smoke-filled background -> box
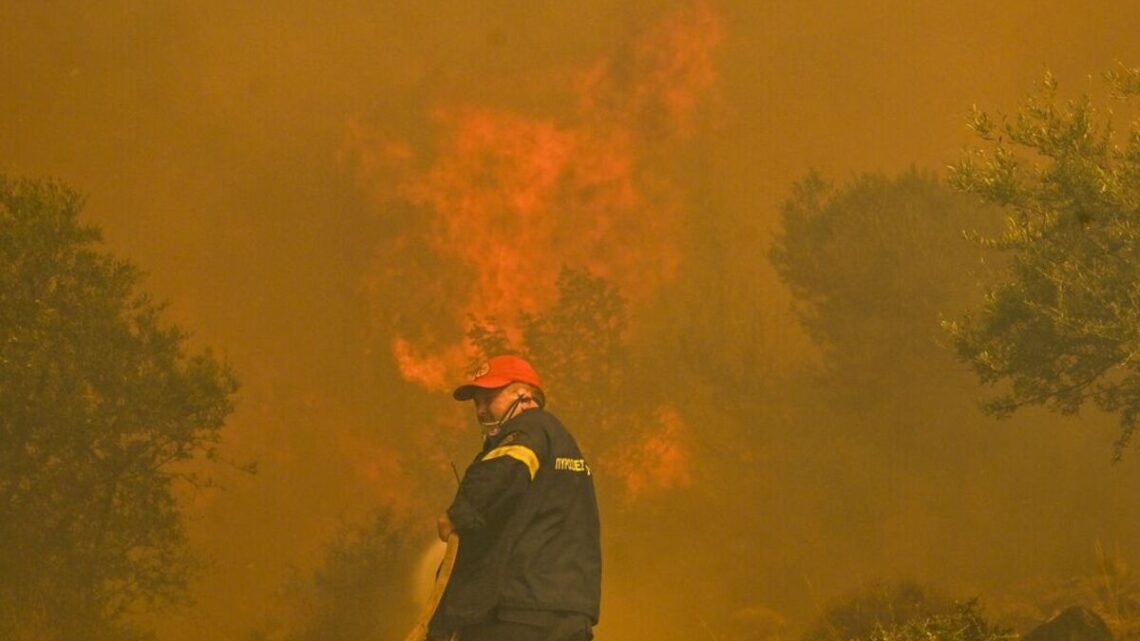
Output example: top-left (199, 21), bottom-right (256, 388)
top-left (5, 1), bottom-right (1140, 640)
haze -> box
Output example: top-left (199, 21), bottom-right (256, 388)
top-left (4, 2), bottom-right (1140, 640)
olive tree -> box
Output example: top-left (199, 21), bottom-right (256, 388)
top-left (946, 64), bottom-right (1140, 458)
top-left (0, 176), bottom-right (239, 639)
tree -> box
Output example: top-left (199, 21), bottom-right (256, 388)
top-left (467, 266), bottom-right (693, 501)
top-left (946, 64), bottom-right (1140, 457)
top-left (467, 265), bottom-right (628, 433)
top-left (253, 508), bottom-right (419, 641)
top-left (769, 169), bottom-right (998, 402)
top-left (0, 176), bottom-right (239, 639)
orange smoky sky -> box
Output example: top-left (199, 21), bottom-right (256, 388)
top-left (5, 2), bottom-right (1140, 641)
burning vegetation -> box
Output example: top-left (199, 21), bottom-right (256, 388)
top-left (5, 3), bottom-right (1140, 641)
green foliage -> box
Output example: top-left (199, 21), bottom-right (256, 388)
top-left (468, 265), bottom-right (628, 429)
top-left (522, 267), bottom-right (627, 422)
top-left (803, 580), bottom-right (954, 641)
top-left (467, 266), bottom-right (667, 501)
top-left (0, 176), bottom-right (239, 639)
top-left (946, 64), bottom-right (1140, 457)
top-left (770, 169), bottom-right (998, 392)
top-left (862, 600), bottom-right (1015, 641)
top-left (801, 583), bottom-right (1010, 641)
top-left (255, 508), bottom-right (418, 641)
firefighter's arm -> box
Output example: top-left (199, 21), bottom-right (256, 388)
top-left (446, 428), bottom-right (546, 533)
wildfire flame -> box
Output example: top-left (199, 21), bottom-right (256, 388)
top-left (343, 1), bottom-right (724, 379)
top-left (343, 2), bottom-right (722, 502)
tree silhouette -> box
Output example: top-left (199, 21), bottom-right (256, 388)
top-left (770, 169), bottom-right (998, 407)
top-left (0, 176), bottom-right (239, 639)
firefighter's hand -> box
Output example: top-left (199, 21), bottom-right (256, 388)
top-left (437, 513), bottom-right (455, 542)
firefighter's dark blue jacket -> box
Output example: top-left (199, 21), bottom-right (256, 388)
top-left (428, 408), bottom-right (601, 639)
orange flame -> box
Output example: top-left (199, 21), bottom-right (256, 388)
top-left (601, 405), bottom-right (694, 501)
top-left (577, 1), bottom-right (724, 136)
top-left (391, 336), bottom-right (460, 393)
top-left (343, 1), bottom-right (724, 387)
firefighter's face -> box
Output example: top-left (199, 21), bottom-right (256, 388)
top-left (472, 383), bottom-right (539, 426)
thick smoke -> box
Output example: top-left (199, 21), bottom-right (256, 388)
top-left (4, 2), bottom-right (1140, 640)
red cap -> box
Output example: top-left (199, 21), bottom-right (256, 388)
top-left (453, 355), bottom-right (543, 401)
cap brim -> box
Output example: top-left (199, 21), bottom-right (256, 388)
top-left (452, 378), bottom-right (512, 401)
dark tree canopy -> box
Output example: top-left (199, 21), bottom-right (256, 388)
top-left (946, 65), bottom-right (1140, 457)
top-left (466, 266), bottom-right (691, 502)
top-left (0, 176), bottom-right (239, 639)
top-left (468, 265), bottom-right (628, 431)
top-left (770, 169), bottom-right (998, 391)
top-left (252, 508), bottom-right (418, 641)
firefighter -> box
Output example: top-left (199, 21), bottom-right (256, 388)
top-left (429, 355), bottom-right (601, 641)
